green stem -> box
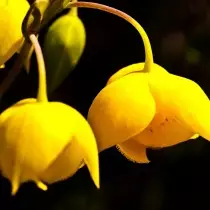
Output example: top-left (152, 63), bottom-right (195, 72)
top-left (29, 34), bottom-right (48, 102)
top-left (66, 1), bottom-right (153, 72)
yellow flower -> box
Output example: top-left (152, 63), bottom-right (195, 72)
top-left (87, 8), bottom-right (208, 163)
top-left (0, 0), bottom-right (29, 66)
top-left (88, 61), bottom-right (206, 163)
top-left (0, 35), bottom-right (99, 195)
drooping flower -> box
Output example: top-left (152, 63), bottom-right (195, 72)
top-left (0, 35), bottom-right (99, 195)
top-left (86, 4), bottom-right (209, 163)
top-left (0, 0), bottom-right (30, 66)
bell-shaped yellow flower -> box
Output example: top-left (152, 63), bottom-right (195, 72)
top-left (0, 0), bottom-right (29, 66)
top-left (0, 35), bottom-right (99, 195)
top-left (87, 6), bottom-right (208, 163)
top-left (88, 62), bottom-right (206, 164)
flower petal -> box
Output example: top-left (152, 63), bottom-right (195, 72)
top-left (107, 63), bottom-right (168, 85)
top-left (116, 140), bottom-right (149, 163)
top-left (132, 111), bottom-right (196, 148)
top-left (0, 102), bottom-right (83, 185)
top-left (40, 139), bottom-right (84, 184)
top-left (148, 71), bottom-right (210, 141)
top-left (88, 73), bottom-right (156, 152)
top-left (73, 116), bottom-right (100, 188)
top-left (41, 111), bottom-right (100, 189)
top-left (0, 0), bottom-right (29, 66)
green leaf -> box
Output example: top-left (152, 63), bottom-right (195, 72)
top-left (43, 9), bottom-right (86, 92)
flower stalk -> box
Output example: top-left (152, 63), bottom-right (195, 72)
top-left (29, 34), bottom-right (48, 102)
top-left (66, 1), bottom-right (153, 72)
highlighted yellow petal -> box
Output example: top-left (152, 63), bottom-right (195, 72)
top-left (148, 71), bottom-right (210, 141)
top-left (116, 140), bottom-right (149, 163)
top-left (40, 106), bottom-right (99, 188)
top-left (88, 73), bottom-right (156, 152)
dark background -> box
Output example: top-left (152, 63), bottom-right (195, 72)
top-left (1, 0), bottom-right (210, 209)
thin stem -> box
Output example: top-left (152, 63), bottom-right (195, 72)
top-left (66, 1), bottom-right (153, 72)
top-left (29, 34), bottom-right (48, 102)
top-left (69, 0), bottom-right (78, 16)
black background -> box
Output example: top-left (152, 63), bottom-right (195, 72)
top-left (1, 0), bottom-right (210, 209)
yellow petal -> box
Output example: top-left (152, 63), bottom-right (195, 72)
top-left (41, 139), bottom-right (84, 184)
top-left (0, 0), bottom-right (29, 66)
top-left (88, 73), bottom-right (156, 152)
top-left (41, 113), bottom-right (100, 189)
top-left (148, 71), bottom-right (210, 141)
top-left (116, 140), bottom-right (149, 163)
top-left (0, 101), bottom-right (84, 185)
top-left (73, 116), bottom-right (100, 188)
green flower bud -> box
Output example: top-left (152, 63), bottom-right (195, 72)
top-left (43, 8), bottom-right (86, 92)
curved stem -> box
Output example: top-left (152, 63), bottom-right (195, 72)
top-left (29, 34), bottom-right (48, 102)
top-left (66, 1), bottom-right (153, 72)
